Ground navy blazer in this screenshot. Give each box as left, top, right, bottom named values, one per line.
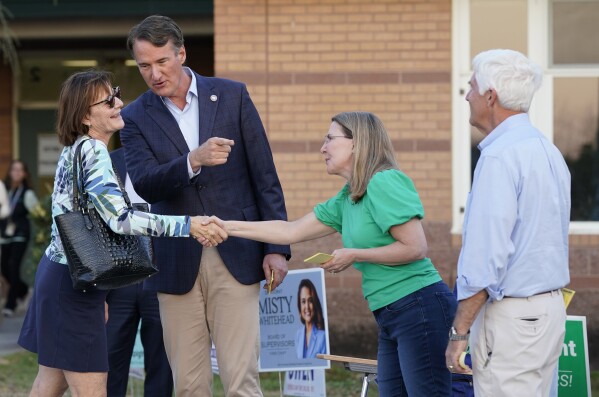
left=109, top=147, right=127, bottom=182
left=120, top=72, right=290, bottom=294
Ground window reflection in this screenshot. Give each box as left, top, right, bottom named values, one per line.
left=553, top=77, right=599, bottom=220
left=552, top=0, right=599, bottom=65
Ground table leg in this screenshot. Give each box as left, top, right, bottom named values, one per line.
left=360, top=373, right=370, bottom=397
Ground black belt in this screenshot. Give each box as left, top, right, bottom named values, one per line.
left=451, top=376, right=473, bottom=383
left=504, top=289, right=560, bottom=299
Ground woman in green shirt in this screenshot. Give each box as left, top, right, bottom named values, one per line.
left=207, top=111, right=456, bottom=396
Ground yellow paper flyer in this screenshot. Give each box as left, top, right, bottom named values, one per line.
left=304, top=253, right=334, bottom=264
left=561, top=288, right=575, bottom=309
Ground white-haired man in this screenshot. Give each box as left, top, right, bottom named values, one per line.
left=445, top=49, right=570, bottom=396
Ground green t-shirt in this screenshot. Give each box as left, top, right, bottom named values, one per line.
left=314, top=169, right=442, bottom=311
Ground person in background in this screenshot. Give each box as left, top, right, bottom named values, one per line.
left=1, top=160, right=38, bottom=318
left=121, top=15, right=290, bottom=396
left=0, top=179, right=10, bottom=306
left=205, top=111, right=457, bottom=396
left=17, top=70, right=226, bottom=397
left=295, top=278, right=326, bottom=359
left=0, top=180, right=9, bottom=220
left=105, top=147, right=173, bottom=397
left=445, top=49, right=570, bottom=396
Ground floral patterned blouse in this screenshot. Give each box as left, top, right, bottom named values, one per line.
left=45, top=136, right=190, bottom=265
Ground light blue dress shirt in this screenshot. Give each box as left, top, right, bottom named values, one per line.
left=457, top=113, right=571, bottom=301
left=295, top=324, right=327, bottom=359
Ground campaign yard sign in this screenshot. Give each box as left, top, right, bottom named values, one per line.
left=558, top=316, right=591, bottom=397
left=284, top=369, right=326, bottom=397
left=259, top=268, right=331, bottom=372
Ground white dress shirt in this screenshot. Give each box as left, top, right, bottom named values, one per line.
left=161, top=67, right=201, bottom=179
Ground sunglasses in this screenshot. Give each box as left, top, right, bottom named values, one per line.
left=90, top=86, right=121, bottom=108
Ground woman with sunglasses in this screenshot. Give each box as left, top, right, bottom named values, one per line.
left=17, top=70, right=227, bottom=397
left=205, top=112, right=457, bottom=396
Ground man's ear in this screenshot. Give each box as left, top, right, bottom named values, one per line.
left=179, top=45, right=187, bottom=65
left=487, top=89, right=497, bottom=106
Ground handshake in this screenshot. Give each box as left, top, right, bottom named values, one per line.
left=189, top=216, right=227, bottom=247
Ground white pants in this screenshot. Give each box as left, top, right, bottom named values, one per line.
left=470, top=290, right=565, bottom=397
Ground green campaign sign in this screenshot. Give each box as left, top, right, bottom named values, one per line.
left=558, top=316, right=590, bottom=397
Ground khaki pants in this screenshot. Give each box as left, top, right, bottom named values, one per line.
left=471, top=290, right=565, bottom=397
left=158, top=248, right=262, bottom=397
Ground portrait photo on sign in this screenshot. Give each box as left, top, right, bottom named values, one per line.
left=258, top=268, right=330, bottom=372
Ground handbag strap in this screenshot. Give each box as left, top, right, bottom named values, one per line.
left=110, top=162, right=133, bottom=209
left=71, top=141, right=84, bottom=212
left=71, top=139, right=133, bottom=212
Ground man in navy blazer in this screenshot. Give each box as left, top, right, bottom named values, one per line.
left=121, top=15, right=290, bottom=397
left=106, top=148, right=173, bottom=397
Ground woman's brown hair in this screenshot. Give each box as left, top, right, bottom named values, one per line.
left=56, top=70, right=113, bottom=146
left=4, top=159, right=32, bottom=190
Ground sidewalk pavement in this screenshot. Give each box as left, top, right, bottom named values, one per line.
left=0, top=310, right=26, bottom=359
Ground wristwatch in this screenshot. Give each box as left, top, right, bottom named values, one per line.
left=448, top=326, right=470, bottom=341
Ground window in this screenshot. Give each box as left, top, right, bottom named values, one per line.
left=554, top=77, right=599, bottom=221
left=551, top=0, right=599, bottom=65
left=19, top=54, right=146, bottom=104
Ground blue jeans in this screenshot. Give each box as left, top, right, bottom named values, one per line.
left=373, top=281, right=457, bottom=397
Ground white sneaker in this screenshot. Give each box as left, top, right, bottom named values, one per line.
left=2, top=308, right=14, bottom=318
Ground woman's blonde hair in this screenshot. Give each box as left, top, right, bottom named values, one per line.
left=331, top=112, right=398, bottom=202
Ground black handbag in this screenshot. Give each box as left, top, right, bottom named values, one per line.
left=54, top=140, right=158, bottom=291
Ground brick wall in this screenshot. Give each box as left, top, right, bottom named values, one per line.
left=567, top=235, right=599, bottom=367
left=214, top=0, right=453, bottom=357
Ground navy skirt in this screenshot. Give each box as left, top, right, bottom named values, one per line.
left=18, top=255, right=109, bottom=372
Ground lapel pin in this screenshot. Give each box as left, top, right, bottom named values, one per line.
left=210, top=95, right=217, bottom=102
